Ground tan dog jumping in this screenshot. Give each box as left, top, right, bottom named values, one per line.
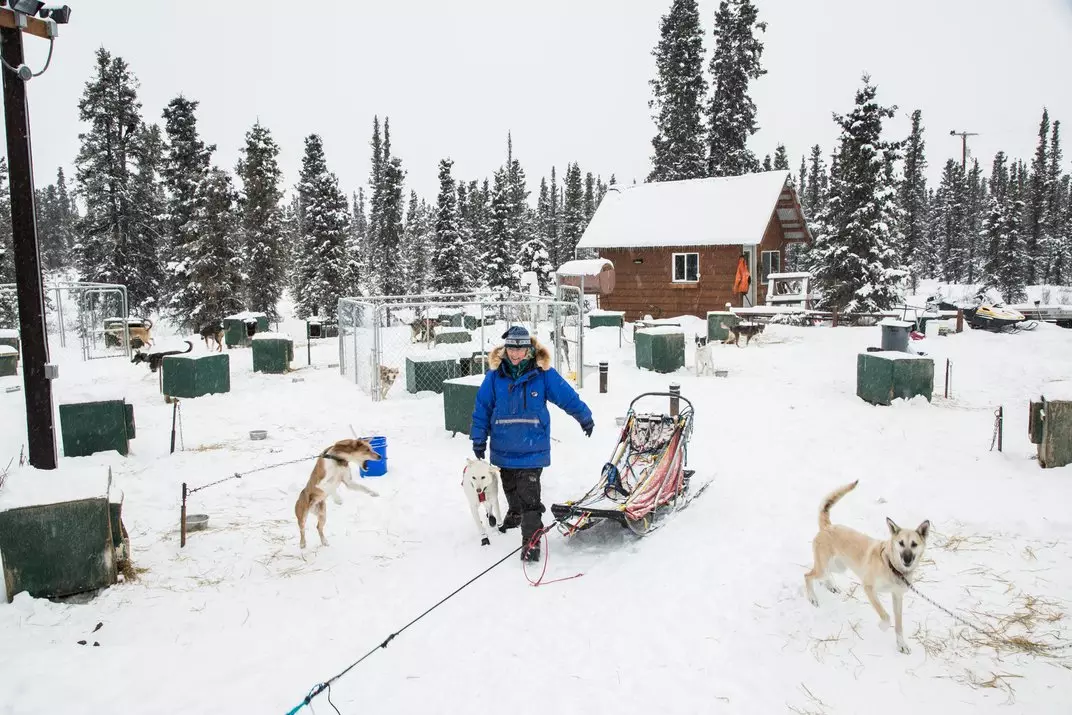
left=803, top=480, right=930, bottom=654
left=294, top=438, right=381, bottom=548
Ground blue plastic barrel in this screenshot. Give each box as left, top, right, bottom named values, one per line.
left=360, top=436, right=387, bottom=477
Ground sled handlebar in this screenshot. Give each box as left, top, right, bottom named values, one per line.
left=627, top=391, right=694, bottom=414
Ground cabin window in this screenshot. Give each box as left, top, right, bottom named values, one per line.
left=761, top=250, right=781, bottom=285
left=672, top=252, right=699, bottom=283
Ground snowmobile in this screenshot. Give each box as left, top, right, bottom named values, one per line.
left=551, top=392, right=704, bottom=536
left=927, top=288, right=1038, bottom=333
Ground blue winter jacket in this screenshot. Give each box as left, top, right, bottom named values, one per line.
left=471, top=341, right=593, bottom=469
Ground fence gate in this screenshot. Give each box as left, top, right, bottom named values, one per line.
left=337, top=292, right=583, bottom=400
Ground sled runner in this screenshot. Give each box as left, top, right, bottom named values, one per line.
left=551, top=392, right=701, bottom=536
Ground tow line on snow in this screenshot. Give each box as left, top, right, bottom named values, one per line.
left=890, top=570, right=1072, bottom=654
left=285, top=520, right=578, bottom=715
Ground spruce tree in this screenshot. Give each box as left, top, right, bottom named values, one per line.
left=161, top=95, right=215, bottom=326
left=932, top=159, right=968, bottom=283
left=647, top=0, right=708, bottom=181
left=899, top=110, right=928, bottom=290
left=706, top=0, right=766, bottom=177
left=1043, top=120, right=1065, bottom=283
left=127, top=124, right=166, bottom=311
left=797, top=156, right=806, bottom=192
left=294, top=134, right=350, bottom=318
left=964, top=159, right=985, bottom=283
left=181, top=168, right=245, bottom=326
left=378, top=154, right=406, bottom=296
left=469, top=179, right=492, bottom=288
left=0, top=159, right=14, bottom=327
left=432, top=158, right=465, bottom=294
left=810, top=76, right=906, bottom=313
left=236, top=121, right=286, bottom=320
left=1026, top=109, right=1049, bottom=284
left=73, top=49, right=144, bottom=293
left=365, top=117, right=384, bottom=295
left=485, top=167, right=515, bottom=290
left=560, top=163, right=586, bottom=262
left=547, top=167, right=560, bottom=267
left=584, top=171, right=596, bottom=222
left=772, top=144, right=789, bottom=171
left=401, top=190, right=430, bottom=294
left=345, top=189, right=368, bottom=294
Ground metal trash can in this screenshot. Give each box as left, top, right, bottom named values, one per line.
left=879, top=319, right=913, bottom=353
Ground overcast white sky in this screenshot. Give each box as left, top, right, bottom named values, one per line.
left=7, top=0, right=1072, bottom=202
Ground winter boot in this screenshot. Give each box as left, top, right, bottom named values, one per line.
left=521, top=542, right=541, bottom=562
left=498, top=511, right=522, bottom=533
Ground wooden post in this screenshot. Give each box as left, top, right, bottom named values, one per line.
left=944, top=359, right=951, bottom=399
left=669, top=383, right=680, bottom=416
left=170, top=400, right=178, bottom=454
left=956, top=309, right=964, bottom=333
left=180, top=482, right=188, bottom=548
left=832, top=308, right=839, bottom=328
left=990, top=407, right=999, bottom=452
left=2, top=19, right=56, bottom=469
left=599, top=361, right=608, bottom=393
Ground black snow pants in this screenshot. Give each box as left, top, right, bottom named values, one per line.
left=499, top=468, right=544, bottom=549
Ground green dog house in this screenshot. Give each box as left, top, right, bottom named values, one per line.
left=856, top=351, right=934, bottom=406
left=162, top=353, right=231, bottom=399
left=635, top=327, right=685, bottom=373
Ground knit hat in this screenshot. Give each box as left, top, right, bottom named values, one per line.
left=501, top=325, right=532, bottom=348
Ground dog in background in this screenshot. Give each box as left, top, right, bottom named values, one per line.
left=127, top=318, right=154, bottom=350
left=694, top=335, right=715, bottom=376
left=131, top=340, right=192, bottom=373
left=803, top=481, right=931, bottom=654
left=294, top=438, right=381, bottom=549
left=378, top=365, right=400, bottom=399
left=462, top=458, right=503, bottom=546
left=198, top=320, right=224, bottom=352
left=410, top=319, right=436, bottom=343
left=721, top=303, right=764, bottom=347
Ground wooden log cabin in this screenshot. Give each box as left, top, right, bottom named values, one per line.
left=576, top=171, right=813, bottom=320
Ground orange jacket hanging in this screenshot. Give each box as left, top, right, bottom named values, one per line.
left=733, top=256, right=751, bottom=295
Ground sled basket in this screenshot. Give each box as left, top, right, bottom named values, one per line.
left=551, top=392, right=697, bottom=536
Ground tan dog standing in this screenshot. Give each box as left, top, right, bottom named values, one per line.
left=803, top=480, right=930, bottom=654
left=294, top=438, right=381, bottom=548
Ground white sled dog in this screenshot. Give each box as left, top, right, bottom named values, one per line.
left=803, top=480, right=931, bottom=654
left=462, top=457, right=503, bottom=546
left=694, top=336, right=715, bottom=376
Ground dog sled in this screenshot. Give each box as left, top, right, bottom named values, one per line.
left=551, top=392, right=703, bottom=536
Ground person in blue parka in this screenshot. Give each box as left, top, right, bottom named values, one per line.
left=471, top=325, right=594, bottom=562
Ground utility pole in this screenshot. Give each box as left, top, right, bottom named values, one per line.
left=949, top=129, right=979, bottom=172
left=0, top=7, right=67, bottom=469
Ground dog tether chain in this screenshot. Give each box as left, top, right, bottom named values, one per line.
left=893, top=570, right=1072, bottom=652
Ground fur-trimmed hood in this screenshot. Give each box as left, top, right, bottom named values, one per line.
left=487, top=338, right=552, bottom=371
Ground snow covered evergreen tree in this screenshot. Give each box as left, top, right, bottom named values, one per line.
left=898, top=110, right=928, bottom=290
left=401, top=190, right=431, bottom=294
left=647, top=0, right=708, bottom=181
left=73, top=49, right=149, bottom=301
left=932, top=159, right=968, bottom=283
left=377, top=153, right=406, bottom=296
left=584, top=172, right=596, bottom=222
left=772, top=144, right=789, bottom=171
left=294, top=134, right=350, bottom=319
left=432, top=158, right=465, bottom=294
left=236, top=121, right=286, bottom=320
left=706, top=0, right=766, bottom=177
left=183, top=168, right=245, bottom=325
left=1025, top=109, right=1049, bottom=284
left=36, top=169, right=77, bottom=271
left=345, top=189, right=368, bottom=294
left=546, top=167, right=561, bottom=268
left=810, top=76, right=906, bottom=313
left=161, top=95, right=215, bottom=327
left=365, top=117, right=384, bottom=295
left=126, top=124, right=166, bottom=311
left=964, top=159, right=985, bottom=283
left=468, top=179, right=492, bottom=288
left=560, top=162, right=586, bottom=262
left=1043, top=119, right=1066, bottom=283
left=983, top=155, right=1029, bottom=302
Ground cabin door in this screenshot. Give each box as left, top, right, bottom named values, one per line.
left=741, top=246, right=757, bottom=307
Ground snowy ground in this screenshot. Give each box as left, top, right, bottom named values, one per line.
left=2, top=301, right=1072, bottom=715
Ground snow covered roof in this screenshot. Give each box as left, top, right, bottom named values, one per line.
left=556, top=259, right=612, bottom=276
left=577, top=170, right=812, bottom=250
